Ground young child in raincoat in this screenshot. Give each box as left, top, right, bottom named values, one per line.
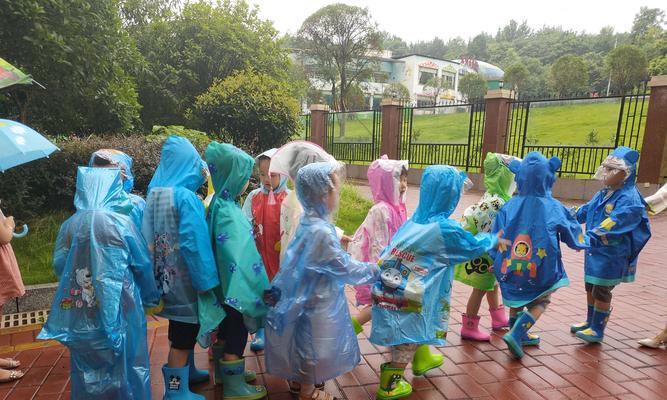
left=490, top=152, right=589, bottom=359
left=38, top=167, right=160, bottom=399
left=89, top=149, right=145, bottom=228
left=570, top=147, right=651, bottom=343
left=370, top=165, right=508, bottom=400
left=455, top=153, right=515, bottom=342
left=196, top=142, right=269, bottom=400
left=241, top=148, right=290, bottom=352
left=264, top=162, right=380, bottom=400
left=142, top=136, right=220, bottom=400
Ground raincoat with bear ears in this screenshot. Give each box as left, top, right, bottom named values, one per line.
left=490, top=152, right=589, bottom=308
left=370, top=166, right=498, bottom=347
left=89, top=149, right=146, bottom=228
left=576, top=146, right=651, bottom=285
left=38, top=167, right=160, bottom=399
left=142, top=136, right=219, bottom=325
left=264, top=162, right=380, bottom=384
left=197, top=142, right=270, bottom=345
left=348, top=156, right=408, bottom=305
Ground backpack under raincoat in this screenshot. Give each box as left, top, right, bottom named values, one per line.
left=370, top=165, right=497, bottom=347
left=265, top=162, right=380, bottom=384
left=38, top=167, right=160, bottom=399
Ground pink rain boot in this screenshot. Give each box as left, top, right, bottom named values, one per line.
left=490, top=306, right=509, bottom=330
left=461, top=314, right=490, bottom=341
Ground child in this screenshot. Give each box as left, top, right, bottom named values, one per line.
left=196, top=142, right=269, bottom=399
left=455, top=153, right=514, bottom=341
left=142, top=136, right=220, bottom=399
left=491, top=152, right=588, bottom=359
left=370, top=165, right=508, bottom=400
left=89, top=149, right=145, bottom=228
left=242, top=148, right=290, bottom=351
left=571, top=147, right=651, bottom=343
left=38, top=167, right=160, bottom=398
left=264, top=162, right=380, bottom=400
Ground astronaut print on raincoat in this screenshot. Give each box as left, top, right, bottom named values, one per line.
left=89, top=149, right=146, bottom=228
left=38, top=167, right=160, bottom=399
left=490, top=152, right=589, bottom=308
left=197, top=142, right=270, bottom=345
left=264, top=162, right=380, bottom=385
left=348, top=155, right=408, bottom=305
left=576, top=146, right=651, bottom=286
left=370, top=165, right=498, bottom=347
left=142, top=136, right=219, bottom=325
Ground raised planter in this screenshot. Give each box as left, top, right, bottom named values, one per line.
left=1, top=283, right=58, bottom=315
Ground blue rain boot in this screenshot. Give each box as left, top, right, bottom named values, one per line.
left=187, top=350, right=209, bottom=384
left=162, top=364, right=204, bottom=399
left=250, top=328, right=265, bottom=352
left=503, top=311, right=536, bottom=359
left=212, top=343, right=256, bottom=384
left=570, top=304, right=594, bottom=333
left=219, top=358, right=267, bottom=399
left=576, top=308, right=611, bottom=343
left=509, top=312, right=540, bottom=346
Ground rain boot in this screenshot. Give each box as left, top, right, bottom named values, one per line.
left=460, top=314, right=490, bottom=341
left=490, top=305, right=509, bottom=330
left=509, top=312, right=540, bottom=346
left=411, top=344, right=444, bottom=376
left=503, top=311, right=536, bottom=359
left=576, top=308, right=611, bottom=343
left=162, top=364, right=204, bottom=400
left=351, top=316, right=363, bottom=335
left=187, top=350, right=209, bottom=384
left=250, top=328, right=265, bottom=352
left=375, top=363, right=412, bottom=400
left=570, top=305, right=594, bottom=333
left=212, top=343, right=256, bottom=384
left=219, top=358, right=267, bottom=400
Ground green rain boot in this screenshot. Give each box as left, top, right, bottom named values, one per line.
left=351, top=316, right=363, bottom=335
left=219, top=358, right=267, bottom=400
left=376, top=363, right=412, bottom=400
left=509, top=312, right=541, bottom=346
left=503, top=311, right=536, bottom=359
left=570, top=305, right=594, bottom=333
left=212, top=343, right=256, bottom=384
left=576, top=308, right=611, bottom=343
left=411, top=345, right=443, bottom=376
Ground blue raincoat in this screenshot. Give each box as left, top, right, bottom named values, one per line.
left=370, top=165, right=497, bottom=347
left=38, top=167, right=160, bottom=399
left=142, top=136, right=219, bottom=324
left=265, top=162, right=380, bottom=384
left=89, top=149, right=146, bottom=228
left=491, top=152, right=589, bottom=308
left=576, top=147, right=651, bottom=286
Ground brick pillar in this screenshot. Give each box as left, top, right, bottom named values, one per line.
left=380, top=99, right=402, bottom=160
left=481, top=89, right=515, bottom=166
left=309, top=104, right=329, bottom=150
left=638, top=75, right=667, bottom=184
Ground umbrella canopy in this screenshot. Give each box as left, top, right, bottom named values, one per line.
left=0, top=119, right=59, bottom=172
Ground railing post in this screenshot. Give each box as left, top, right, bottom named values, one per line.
left=380, top=99, right=402, bottom=160
left=309, top=104, right=329, bottom=150
left=481, top=89, right=515, bottom=169
left=638, top=75, right=667, bottom=184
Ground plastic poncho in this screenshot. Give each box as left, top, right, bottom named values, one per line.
left=490, top=152, right=589, bottom=308
left=264, top=162, right=380, bottom=384
left=348, top=156, right=408, bottom=305
left=89, top=149, right=146, bottom=228
left=38, top=167, right=160, bottom=399
left=197, top=142, right=270, bottom=344
left=242, top=149, right=290, bottom=281
left=369, top=165, right=498, bottom=347
left=576, top=147, right=651, bottom=286
left=454, top=153, right=515, bottom=291
left=646, top=182, right=667, bottom=215
left=142, top=136, right=219, bottom=325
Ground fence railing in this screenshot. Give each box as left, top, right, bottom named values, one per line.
left=326, top=110, right=381, bottom=163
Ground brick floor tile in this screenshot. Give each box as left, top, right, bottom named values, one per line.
left=618, top=380, right=664, bottom=400
left=528, top=366, right=570, bottom=388
left=428, top=376, right=468, bottom=399
left=448, top=374, right=489, bottom=398
left=562, top=374, right=610, bottom=398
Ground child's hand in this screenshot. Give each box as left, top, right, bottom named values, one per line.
left=340, top=235, right=352, bottom=250
left=4, top=216, right=15, bottom=231
left=263, top=287, right=281, bottom=307
left=496, top=230, right=511, bottom=252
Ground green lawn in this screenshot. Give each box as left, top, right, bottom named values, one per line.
left=335, top=184, right=373, bottom=235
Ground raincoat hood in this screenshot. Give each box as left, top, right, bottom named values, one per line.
left=484, top=153, right=515, bottom=201
left=270, top=141, right=337, bottom=182
left=88, top=149, right=136, bottom=193
left=412, top=165, right=467, bottom=224
left=74, top=167, right=132, bottom=214
left=205, top=142, right=254, bottom=199
left=296, top=162, right=336, bottom=219
left=509, top=152, right=561, bottom=197
left=367, top=155, right=408, bottom=207
left=149, top=136, right=207, bottom=192
left=256, top=148, right=288, bottom=194
left=609, top=146, right=640, bottom=187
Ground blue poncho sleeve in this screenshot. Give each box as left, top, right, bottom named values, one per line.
left=53, top=220, right=72, bottom=278
left=125, top=223, right=161, bottom=307
left=576, top=201, right=591, bottom=224
left=556, top=206, right=589, bottom=250
left=587, top=199, right=646, bottom=247
left=439, top=219, right=498, bottom=266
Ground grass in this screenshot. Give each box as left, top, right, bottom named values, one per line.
left=335, top=183, right=373, bottom=235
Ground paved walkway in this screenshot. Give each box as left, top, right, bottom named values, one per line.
left=0, top=187, right=666, bottom=399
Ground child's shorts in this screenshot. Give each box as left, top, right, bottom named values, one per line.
left=391, top=343, right=418, bottom=363
left=524, top=294, right=552, bottom=311
left=585, top=283, right=615, bottom=303
left=168, top=320, right=200, bottom=350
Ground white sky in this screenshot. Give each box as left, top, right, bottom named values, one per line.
left=246, top=0, right=666, bottom=43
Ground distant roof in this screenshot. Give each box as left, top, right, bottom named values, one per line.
left=392, top=53, right=460, bottom=65
left=455, top=59, right=504, bottom=80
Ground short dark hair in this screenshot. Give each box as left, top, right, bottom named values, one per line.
left=92, top=155, right=113, bottom=167
left=257, top=155, right=271, bottom=163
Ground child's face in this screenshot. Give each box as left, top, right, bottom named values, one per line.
left=399, top=171, right=408, bottom=196
left=604, top=168, right=626, bottom=188
left=259, top=159, right=281, bottom=191
left=326, top=173, right=341, bottom=212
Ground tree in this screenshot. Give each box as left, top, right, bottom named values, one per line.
left=458, top=73, right=487, bottom=101
left=496, top=20, right=531, bottom=42
left=297, top=4, right=381, bottom=113
left=607, top=45, right=648, bottom=94
left=424, top=76, right=452, bottom=105
left=631, top=7, right=665, bottom=43
left=468, top=34, right=491, bottom=60
left=191, top=69, right=300, bottom=155
left=649, top=55, right=667, bottom=76
left=443, top=37, right=468, bottom=59
left=383, top=83, right=410, bottom=102
left=503, top=62, right=530, bottom=92
left=381, top=32, right=409, bottom=56
left=550, top=55, right=589, bottom=97
left=410, top=38, right=447, bottom=58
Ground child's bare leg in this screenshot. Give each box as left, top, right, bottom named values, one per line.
left=167, top=348, right=190, bottom=368
left=167, top=320, right=198, bottom=367
left=466, top=288, right=486, bottom=317
left=390, top=344, right=417, bottom=368
left=509, top=307, right=521, bottom=318
left=357, top=306, right=372, bottom=325
left=486, top=285, right=501, bottom=310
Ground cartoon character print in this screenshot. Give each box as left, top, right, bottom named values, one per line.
left=462, top=255, right=493, bottom=276
left=153, top=233, right=177, bottom=296
left=372, top=249, right=425, bottom=313
left=168, top=375, right=181, bottom=391
left=500, top=233, right=537, bottom=279
left=61, top=266, right=97, bottom=310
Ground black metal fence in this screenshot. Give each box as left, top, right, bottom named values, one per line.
left=298, top=113, right=311, bottom=140
left=326, top=110, right=381, bottom=163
